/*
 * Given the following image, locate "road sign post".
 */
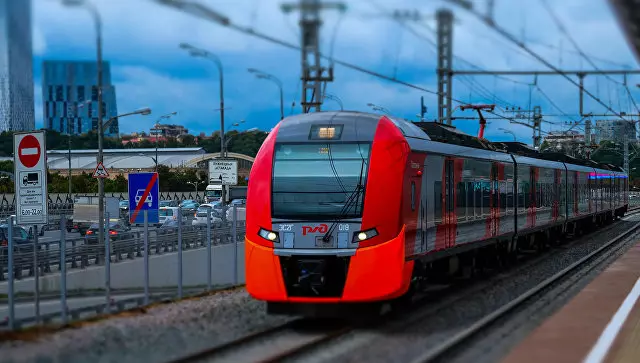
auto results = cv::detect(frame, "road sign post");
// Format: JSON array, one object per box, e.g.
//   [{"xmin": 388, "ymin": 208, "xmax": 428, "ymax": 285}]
[
  {"xmin": 209, "ymin": 159, "xmax": 238, "ymax": 185},
  {"xmin": 14, "ymin": 131, "xmax": 48, "ymax": 225},
  {"xmin": 128, "ymin": 172, "xmax": 160, "ymax": 225}
]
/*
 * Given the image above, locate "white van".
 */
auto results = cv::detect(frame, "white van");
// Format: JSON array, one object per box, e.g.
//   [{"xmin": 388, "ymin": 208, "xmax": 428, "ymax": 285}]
[{"xmin": 159, "ymin": 207, "xmax": 179, "ymax": 224}]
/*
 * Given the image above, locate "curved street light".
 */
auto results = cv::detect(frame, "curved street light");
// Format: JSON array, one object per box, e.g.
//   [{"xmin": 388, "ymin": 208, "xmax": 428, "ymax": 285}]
[
  {"xmin": 498, "ymin": 127, "xmax": 517, "ymax": 141},
  {"xmin": 61, "ymin": 0, "xmax": 110, "ymax": 260},
  {"xmin": 179, "ymin": 43, "xmax": 226, "ymax": 159},
  {"xmin": 324, "ymin": 93, "xmax": 343, "ymax": 111},
  {"xmin": 152, "ymin": 111, "xmax": 178, "ymax": 172},
  {"xmin": 248, "ymin": 68, "xmax": 284, "ymax": 120},
  {"xmin": 367, "ymin": 102, "xmax": 391, "ymax": 115}
]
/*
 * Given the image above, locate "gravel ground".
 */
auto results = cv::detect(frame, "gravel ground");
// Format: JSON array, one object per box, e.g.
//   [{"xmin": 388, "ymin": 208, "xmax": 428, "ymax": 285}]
[
  {"xmin": 292, "ymin": 214, "xmax": 640, "ymax": 363},
  {"xmin": 0, "ymin": 289, "xmax": 294, "ymax": 363}
]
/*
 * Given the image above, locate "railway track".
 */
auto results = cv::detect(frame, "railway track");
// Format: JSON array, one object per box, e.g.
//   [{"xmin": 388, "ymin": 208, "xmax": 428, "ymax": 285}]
[
  {"xmin": 409, "ymin": 214, "xmax": 640, "ymax": 363},
  {"xmin": 166, "ymin": 208, "xmax": 640, "ymax": 363},
  {"xmin": 165, "ymin": 318, "xmax": 353, "ymax": 363}
]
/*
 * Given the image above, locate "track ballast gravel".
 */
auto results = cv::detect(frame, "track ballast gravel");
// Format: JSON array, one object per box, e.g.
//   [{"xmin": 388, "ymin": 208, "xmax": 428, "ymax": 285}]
[{"xmin": 0, "ymin": 289, "xmax": 294, "ymax": 363}]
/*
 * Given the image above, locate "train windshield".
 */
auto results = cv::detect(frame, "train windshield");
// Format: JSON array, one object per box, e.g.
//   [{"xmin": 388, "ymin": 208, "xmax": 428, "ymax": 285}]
[{"xmin": 272, "ymin": 142, "xmax": 370, "ymax": 220}]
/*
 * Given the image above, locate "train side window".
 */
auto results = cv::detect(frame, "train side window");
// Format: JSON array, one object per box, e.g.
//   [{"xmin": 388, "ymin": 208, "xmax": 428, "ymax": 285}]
[
  {"xmin": 434, "ymin": 181, "xmax": 442, "ymax": 223},
  {"xmin": 411, "ymin": 181, "xmax": 416, "ymax": 211},
  {"xmin": 456, "ymin": 182, "xmax": 466, "ymax": 220}
]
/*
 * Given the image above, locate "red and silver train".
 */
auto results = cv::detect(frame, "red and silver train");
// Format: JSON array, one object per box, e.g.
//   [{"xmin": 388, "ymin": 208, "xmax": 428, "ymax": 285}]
[{"xmin": 244, "ymin": 111, "xmax": 628, "ymax": 315}]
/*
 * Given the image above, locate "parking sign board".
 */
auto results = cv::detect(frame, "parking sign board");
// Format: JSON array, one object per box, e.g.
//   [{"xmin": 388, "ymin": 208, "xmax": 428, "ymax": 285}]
[
  {"xmin": 209, "ymin": 160, "xmax": 238, "ymax": 185},
  {"xmin": 14, "ymin": 131, "xmax": 48, "ymax": 225},
  {"xmin": 128, "ymin": 172, "xmax": 159, "ymax": 224}
]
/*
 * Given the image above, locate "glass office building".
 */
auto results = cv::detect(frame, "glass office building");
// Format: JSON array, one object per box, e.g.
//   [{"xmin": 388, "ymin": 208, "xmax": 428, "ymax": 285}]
[
  {"xmin": 42, "ymin": 60, "xmax": 119, "ymax": 136},
  {"xmin": 0, "ymin": 0, "xmax": 35, "ymax": 132}
]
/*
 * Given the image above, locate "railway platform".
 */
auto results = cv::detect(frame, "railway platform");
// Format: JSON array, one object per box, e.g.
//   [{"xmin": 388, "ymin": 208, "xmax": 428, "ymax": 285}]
[{"xmin": 501, "ymin": 237, "xmax": 640, "ymax": 363}]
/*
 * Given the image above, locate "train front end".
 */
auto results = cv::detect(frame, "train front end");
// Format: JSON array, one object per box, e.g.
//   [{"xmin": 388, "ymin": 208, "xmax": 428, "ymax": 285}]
[{"xmin": 245, "ymin": 112, "xmax": 414, "ymax": 315}]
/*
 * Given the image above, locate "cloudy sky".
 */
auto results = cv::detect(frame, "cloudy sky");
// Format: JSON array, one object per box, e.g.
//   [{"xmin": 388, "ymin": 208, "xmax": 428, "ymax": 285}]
[{"xmin": 31, "ymin": 0, "xmax": 640, "ymax": 144}]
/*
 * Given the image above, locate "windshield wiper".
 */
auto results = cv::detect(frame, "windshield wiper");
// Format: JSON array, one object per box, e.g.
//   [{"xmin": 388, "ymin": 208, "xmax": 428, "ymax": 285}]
[{"xmin": 322, "ymin": 160, "xmax": 366, "ymax": 243}]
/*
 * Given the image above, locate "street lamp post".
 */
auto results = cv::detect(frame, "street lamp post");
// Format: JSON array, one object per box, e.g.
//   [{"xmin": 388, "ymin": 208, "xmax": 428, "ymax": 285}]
[
  {"xmin": 62, "ymin": 0, "xmax": 106, "ymax": 248},
  {"xmin": 367, "ymin": 102, "xmax": 391, "ymax": 115},
  {"xmin": 324, "ymin": 93, "xmax": 343, "ymax": 110},
  {"xmin": 151, "ymin": 112, "xmax": 178, "ymax": 172},
  {"xmin": 247, "ymin": 68, "xmax": 284, "ymax": 120},
  {"xmin": 498, "ymin": 128, "xmax": 517, "ymax": 141},
  {"xmin": 180, "ymin": 42, "xmax": 227, "ymax": 205}
]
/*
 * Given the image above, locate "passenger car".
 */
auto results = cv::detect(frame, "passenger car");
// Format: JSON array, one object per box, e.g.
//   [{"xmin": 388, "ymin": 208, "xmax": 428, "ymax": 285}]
[{"xmin": 245, "ymin": 111, "xmax": 629, "ymax": 316}]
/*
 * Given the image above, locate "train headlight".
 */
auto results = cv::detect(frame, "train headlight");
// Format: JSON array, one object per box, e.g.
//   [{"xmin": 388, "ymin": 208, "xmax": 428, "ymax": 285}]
[
  {"xmin": 258, "ymin": 227, "xmax": 280, "ymax": 243},
  {"xmin": 353, "ymin": 228, "xmax": 378, "ymax": 242}
]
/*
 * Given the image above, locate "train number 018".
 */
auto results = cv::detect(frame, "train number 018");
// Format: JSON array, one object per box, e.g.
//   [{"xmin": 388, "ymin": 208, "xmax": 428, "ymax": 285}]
[{"xmin": 338, "ymin": 224, "xmax": 349, "ymax": 231}]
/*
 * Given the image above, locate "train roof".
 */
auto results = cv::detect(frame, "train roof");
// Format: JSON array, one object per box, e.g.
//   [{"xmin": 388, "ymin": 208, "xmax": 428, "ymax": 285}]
[{"xmin": 408, "ymin": 120, "xmax": 624, "ymax": 173}]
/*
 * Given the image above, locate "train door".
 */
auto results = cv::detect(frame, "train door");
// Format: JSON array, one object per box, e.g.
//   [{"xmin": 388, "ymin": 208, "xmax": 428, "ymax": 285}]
[{"xmin": 444, "ymin": 159, "xmax": 455, "ymax": 248}]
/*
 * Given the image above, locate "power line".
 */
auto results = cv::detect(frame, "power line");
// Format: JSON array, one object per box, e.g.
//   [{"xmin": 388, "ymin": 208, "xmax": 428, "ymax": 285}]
[
  {"xmin": 539, "ymin": 0, "xmax": 640, "ymax": 115},
  {"xmin": 444, "ymin": 0, "xmax": 632, "ymax": 122},
  {"xmin": 154, "ymin": 0, "xmax": 540, "ymax": 137}
]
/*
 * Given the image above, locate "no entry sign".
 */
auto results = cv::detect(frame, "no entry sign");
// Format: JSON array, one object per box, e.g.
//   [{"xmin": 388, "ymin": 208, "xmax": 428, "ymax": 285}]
[
  {"xmin": 18, "ymin": 135, "xmax": 41, "ymax": 168},
  {"xmin": 14, "ymin": 131, "xmax": 48, "ymax": 225}
]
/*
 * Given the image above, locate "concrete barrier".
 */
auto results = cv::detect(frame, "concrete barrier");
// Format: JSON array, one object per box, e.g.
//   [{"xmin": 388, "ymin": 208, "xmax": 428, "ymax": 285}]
[{"xmin": 0, "ymin": 242, "xmax": 246, "ymax": 294}]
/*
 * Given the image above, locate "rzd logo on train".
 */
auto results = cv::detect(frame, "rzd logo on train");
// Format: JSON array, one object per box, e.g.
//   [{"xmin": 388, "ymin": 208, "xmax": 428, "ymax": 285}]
[{"xmin": 302, "ymin": 223, "xmax": 328, "ymax": 236}]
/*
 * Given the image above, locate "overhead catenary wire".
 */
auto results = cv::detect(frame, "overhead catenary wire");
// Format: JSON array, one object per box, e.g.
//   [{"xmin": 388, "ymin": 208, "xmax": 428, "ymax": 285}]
[
  {"xmin": 153, "ymin": 0, "xmax": 552, "ymax": 139},
  {"xmin": 444, "ymin": 0, "xmax": 632, "ymax": 122},
  {"xmin": 539, "ymin": 0, "xmax": 640, "ymax": 115}
]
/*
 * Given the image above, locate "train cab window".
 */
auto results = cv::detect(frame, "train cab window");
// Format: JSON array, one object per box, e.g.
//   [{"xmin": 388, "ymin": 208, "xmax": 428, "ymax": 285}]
[
  {"xmin": 411, "ymin": 182, "xmax": 416, "ymax": 211},
  {"xmin": 271, "ymin": 142, "xmax": 371, "ymax": 219}
]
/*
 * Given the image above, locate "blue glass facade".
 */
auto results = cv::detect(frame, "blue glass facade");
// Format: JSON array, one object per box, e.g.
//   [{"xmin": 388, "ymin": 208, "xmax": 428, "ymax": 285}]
[
  {"xmin": 0, "ymin": 0, "xmax": 35, "ymax": 132},
  {"xmin": 42, "ymin": 61, "xmax": 119, "ymax": 136}
]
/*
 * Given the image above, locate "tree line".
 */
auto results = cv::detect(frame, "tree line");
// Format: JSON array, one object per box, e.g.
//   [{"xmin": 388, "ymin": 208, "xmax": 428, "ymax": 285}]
[{"xmin": 0, "ymin": 128, "xmax": 268, "ymax": 157}]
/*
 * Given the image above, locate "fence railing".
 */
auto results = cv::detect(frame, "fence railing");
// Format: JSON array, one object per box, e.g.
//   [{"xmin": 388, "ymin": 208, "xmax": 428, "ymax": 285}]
[{"xmin": 0, "ymin": 204, "xmax": 246, "ymax": 331}]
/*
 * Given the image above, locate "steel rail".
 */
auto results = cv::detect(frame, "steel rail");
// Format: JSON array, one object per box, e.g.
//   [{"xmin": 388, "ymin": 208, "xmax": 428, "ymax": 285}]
[
  {"xmin": 409, "ymin": 213, "xmax": 640, "ymax": 363},
  {"xmin": 164, "ymin": 318, "xmax": 351, "ymax": 363}
]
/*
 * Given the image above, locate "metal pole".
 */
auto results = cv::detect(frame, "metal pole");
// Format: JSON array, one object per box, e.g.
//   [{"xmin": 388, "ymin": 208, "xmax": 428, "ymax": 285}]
[
  {"xmin": 104, "ymin": 211, "xmax": 111, "ymax": 312},
  {"xmin": 177, "ymin": 206, "xmax": 183, "ymax": 299},
  {"xmin": 143, "ymin": 210, "xmax": 149, "ymax": 305},
  {"xmin": 68, "ymin": 131, "xmax": 72, "ymax": 200},
  {"xmin": 232, "ymin": 204, "xmax": 237, "ymax": 286},
  {"xmin": 155, "ymin": 129, "xmax": 159, "ymax": 172},
  {"xmin": 7, "ymin": 215, "xmax": 14, "ymax": 330},
  {"xmin": 33, "ymin": 225, "xmax": 40, "ymax": 324},
  {"xmin": 206, "ymin": 206, "xmax": 212, "ymax": 291},
  {"xmin": 279, "ymin": 84, "xmax": 284, "ymax": 120},
  {"xmin": 217, "ymin": 59, "xmax": 227, "ymax": 208},
  {"xmin": 93, "ymin": 6, "xmax": 106, "ymax": 260},
  {"xmin": 60, "ymin": 215, "xmax": 67, "ymax": 325}
]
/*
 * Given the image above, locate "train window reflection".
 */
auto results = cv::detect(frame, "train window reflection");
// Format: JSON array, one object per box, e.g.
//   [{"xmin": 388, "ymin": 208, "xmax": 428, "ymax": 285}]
[{"xmin": 272, "ymin": 143, "xmax": 371, "ymax": 219}]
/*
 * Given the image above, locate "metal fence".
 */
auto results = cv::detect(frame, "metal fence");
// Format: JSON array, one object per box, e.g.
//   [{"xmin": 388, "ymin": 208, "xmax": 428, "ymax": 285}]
[{"xmin": 0, "ymin": 205, "xmax": 246, "ymax": 331}]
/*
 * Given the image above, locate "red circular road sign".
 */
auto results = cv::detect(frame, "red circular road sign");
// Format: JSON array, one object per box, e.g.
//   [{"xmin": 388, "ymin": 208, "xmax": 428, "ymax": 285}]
[{"xmin": 18, "ymin": 135, "xmax": 41, "ymax": 168}]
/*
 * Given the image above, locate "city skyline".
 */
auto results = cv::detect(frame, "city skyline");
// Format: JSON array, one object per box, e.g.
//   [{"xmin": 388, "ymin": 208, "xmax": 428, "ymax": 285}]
[
  {"xmin": 42, "ymin": 60, "xmax": 119, "ymax": 136},
  {"xmin": 23, "ymin": 0, "xmax": 640, "ymax": 144}
]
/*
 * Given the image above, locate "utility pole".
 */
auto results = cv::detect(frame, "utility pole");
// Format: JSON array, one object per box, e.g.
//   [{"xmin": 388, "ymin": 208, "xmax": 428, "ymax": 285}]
[
  {"xmin": 532, "ymin": 105, "xmax": 542, "ymax": 149},
  {"xmin": 624, "ymin": 133, "xmax": 630, "ymax": 174},
  {"xmin": 437, "ymin": 8, "xmax": 454, "ymax": 125},
  {"xmin": 281, "ymin": 0, "xmax": 346, "ymax": 113}
]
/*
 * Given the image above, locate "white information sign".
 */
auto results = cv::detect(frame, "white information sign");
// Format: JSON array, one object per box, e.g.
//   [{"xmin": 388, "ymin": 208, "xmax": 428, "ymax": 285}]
[
  {"xmin": 209, "ymin": 160, "xmax": 238, "ymax": 185},
  {"xmin": 14, "ymin": 131, "xmax": 48, "ymax": 225}
]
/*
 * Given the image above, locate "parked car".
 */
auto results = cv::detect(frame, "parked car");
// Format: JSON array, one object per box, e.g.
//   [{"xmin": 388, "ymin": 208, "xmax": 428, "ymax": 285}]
[
  {"xmin": 0, "ymin": 224, "xmax": 38, "ymax": 278},
  {"xmin": 180, "ymin": 200, "xmax": 200, "ymax": 214},
  {"xmin": 192, "ymin": 204, "xmax": 222, "ymax": 226},
  {"xmin": 159, "ymin": 206, "xmax": 180, "ymax": 224},
  {"xmin": 84, "ymin": 221, "xmax": 135, "ymax": 244},
  {"xmin": 159, "ymin": 200, "xmax": 179, "ymax": 208}
]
